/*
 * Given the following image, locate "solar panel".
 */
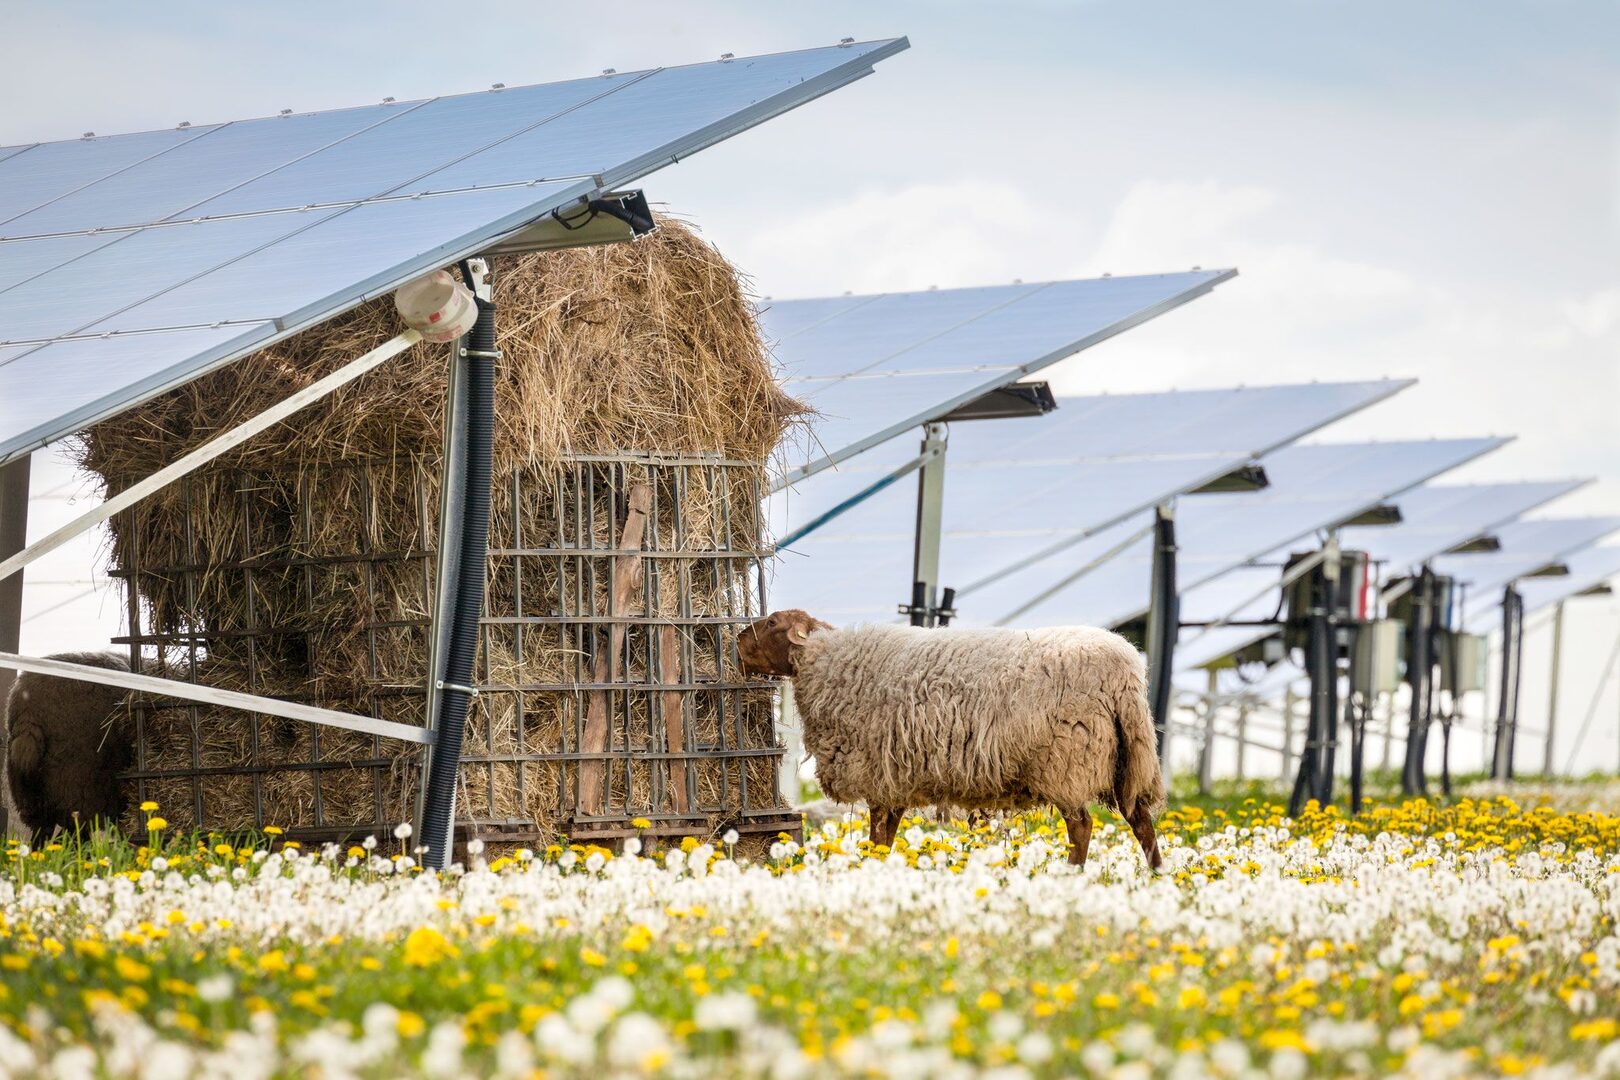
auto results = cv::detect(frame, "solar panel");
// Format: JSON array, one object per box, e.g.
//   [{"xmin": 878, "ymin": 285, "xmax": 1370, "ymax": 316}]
[
  {"xmin": 762, "ymin": 271, "xmax": 1237, "ymax": 485},
  {"xmin": 1432, "ymin": 516, "xmax": 1620, "ymax": 599},
  {"xmin": 1466, "ymin": 545, "xmax": 1620, "ymax": 633},
  {"xmin": 1339, "ymin": 480, "xmax": 1587, "ymax": 574},
  {"xmin": 766, "ymin": 381, "xmax": 1410, "ymax": 623},
  {"xmin": 1173, "ymin": 480, "xmax": 1588, "ymax": 670},
  {"xmin": 995, "ymin": 437, "xmax": 1508, "ymax": 630},
  {"xmin": 0, "ymin": 38, "xmax": 909, "ymax": 464}
]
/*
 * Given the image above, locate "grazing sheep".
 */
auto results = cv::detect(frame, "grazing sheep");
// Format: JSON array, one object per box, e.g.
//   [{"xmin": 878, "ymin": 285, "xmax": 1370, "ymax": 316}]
[
  {"xmin": 738, "ymin": 610, "xmax": 1165, "ymax": 869},
  {"xmin": 4, "ymin": 652, "xmax": 134, "ymax": 840}
]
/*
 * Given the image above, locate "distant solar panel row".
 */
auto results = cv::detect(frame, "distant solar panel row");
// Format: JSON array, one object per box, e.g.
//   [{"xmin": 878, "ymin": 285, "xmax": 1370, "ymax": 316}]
[
  {"xmin": 0, "ymin": 38, "xmax": 909, "ymax": 464},
  {"xmin": 1433, "ymin": 516, "xmax": 1620, "ymax": 599},
  {"xmin": 767, "ymin": 381, "xmax": 1411, "ymax": 623},
  {"xmin": 994, "ymin": 437, "xmax": 1507, "ymax": 631},
  {"xmin": 1172, "ymin": 479, "xmax": 1587, "ymax": 671},
  {"xmin": 1468, "ymin": 545, "xmax": 1620, "ymax": 633}
]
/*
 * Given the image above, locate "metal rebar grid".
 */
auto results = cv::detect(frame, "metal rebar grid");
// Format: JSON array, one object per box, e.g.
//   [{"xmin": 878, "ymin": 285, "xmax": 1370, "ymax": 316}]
[{"xmin": 110, "ymin": 451, "xmax": 796, "ymax": 849}]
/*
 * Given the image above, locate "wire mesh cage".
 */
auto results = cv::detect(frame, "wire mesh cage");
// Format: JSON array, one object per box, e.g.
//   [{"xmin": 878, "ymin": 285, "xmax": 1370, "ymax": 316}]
[{"xmin": 110, "ymin": 450, "xmax": 797, "ymax": 848}]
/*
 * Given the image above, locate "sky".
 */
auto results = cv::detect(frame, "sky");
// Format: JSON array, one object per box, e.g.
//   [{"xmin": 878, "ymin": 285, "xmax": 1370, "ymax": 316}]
[{"xmin": 6, "ymin": 0, "xmax": 1620, "ymax": 776}]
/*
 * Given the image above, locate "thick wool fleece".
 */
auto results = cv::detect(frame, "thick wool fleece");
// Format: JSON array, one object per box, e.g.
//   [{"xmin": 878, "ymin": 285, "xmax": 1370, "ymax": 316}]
[
  {"xmin": 792, "ymin": 624, "xmax": 1166, "ymax": 817},
  {"xmin": 5, "ymin": 652, "xmax": 135, "ymax": 839}
]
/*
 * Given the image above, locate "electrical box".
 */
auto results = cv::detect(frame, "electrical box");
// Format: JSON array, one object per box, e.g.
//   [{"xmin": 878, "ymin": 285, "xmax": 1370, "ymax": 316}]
[
  {"xmin": 1340, "ymin": 550, "xmax": 1374, "ymax": 622},
  {"xmin": 1440, "ymin": 632, "xmax": 1487, "ymax": 694},
  {"xmin": 1282, "ymin": 548, "xmax": 1375, "ymax": 627},
  {"xmin": 1352, "ymin": 619, "xmax": 1401, "ymax": 695}
]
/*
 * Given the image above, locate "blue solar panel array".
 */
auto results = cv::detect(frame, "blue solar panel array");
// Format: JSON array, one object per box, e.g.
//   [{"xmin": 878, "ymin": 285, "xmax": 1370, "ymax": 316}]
[
  {"xmin": 1467, "ymin": 545, "xmax": 1620, "ymax": 632},
  {"xmin": 767, "ymin": 382, "xmax": 1409, "ymax": 623},
  {"xmin": 760, "ymin": 270, "xmax": 1236, "ymax": 483},
  {"xmin": 1169, "ymin": 478, "xmax": 1581, "ymax": 670},
  {"xmin": 0, "ymin": 38, "xmax": 909, "ymax": 464},
  {"xmin": 993, "ymin": 437, "xmax": 1507, "ymax": 631},
  {"xmin": 1433, "ymin": 516, "xmax": 1620, "ymax": 599}
]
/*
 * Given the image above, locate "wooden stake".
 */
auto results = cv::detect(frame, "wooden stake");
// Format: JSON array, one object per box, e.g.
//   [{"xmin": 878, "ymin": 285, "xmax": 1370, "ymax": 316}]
[
  {"xmin": 578, "ymin": 483, "xmax": 652, "ymax": 816},
  {"xmin": 658, "ymin": 624, "xmax": 689, "ymax": 814}
]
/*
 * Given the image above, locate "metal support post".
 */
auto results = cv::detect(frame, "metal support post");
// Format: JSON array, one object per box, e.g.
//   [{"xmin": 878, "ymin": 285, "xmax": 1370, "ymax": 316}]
[
  {"xmin": 0, "ymin": 455, "xmax": 30, "ymax": 838},
  {"xmin": 1145, "ymin": 502, "xmax": 1179, "ymax": 763},
  {"xmin": 418, "ymin": 261, "xmax": 496, "ymax": 869},
  {"xmin": 907, "ymin": 422, "xmax": 949, "ymax": 628},
  {"xmin": 1235, "ymin": 702, "xmax": 1249, "ymax": 781},
  {"xmin": 1491, "ymin": 585, "xmax": 1524, "ymax": 780},
  {"xmin": 1543, "ymin": 600, "xmax": 1565, "ymax": 776},
  {"xmin": 1281, "ymin": 686, "xmax": 1297, "ymax": 782},
  {"xmin": 1401, "ymin": 570, "xmax": 1433, "ymax": 795},
  {"xmin": 777, "ymin": 681, "xmax": 802, "ymax": 807},
  {"xmin": 1198, "ymin": 669, "xmax": 1218, "ymax": 795},
  {"xmin": 1290, "ymin": 556, "xmax": 1338, "ymax": 816}
]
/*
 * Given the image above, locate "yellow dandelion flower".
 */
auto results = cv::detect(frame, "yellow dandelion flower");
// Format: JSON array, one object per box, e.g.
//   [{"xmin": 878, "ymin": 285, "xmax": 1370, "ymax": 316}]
[{"xmin": 402, "ymin": 927, "xmax": 459, "ymax": 967}]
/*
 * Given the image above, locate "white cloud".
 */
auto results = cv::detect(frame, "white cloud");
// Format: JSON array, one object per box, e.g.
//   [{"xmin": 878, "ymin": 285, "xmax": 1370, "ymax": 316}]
[{"xmin": 729, "ymin": 180, "xmax": 1052, "ymax": 298}]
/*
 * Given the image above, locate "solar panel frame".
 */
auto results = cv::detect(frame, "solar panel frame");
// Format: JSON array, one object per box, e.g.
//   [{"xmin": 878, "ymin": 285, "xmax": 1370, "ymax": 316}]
[{"xmin": 0, "ymin": 37, "xmax": 910, "ymax": 465}]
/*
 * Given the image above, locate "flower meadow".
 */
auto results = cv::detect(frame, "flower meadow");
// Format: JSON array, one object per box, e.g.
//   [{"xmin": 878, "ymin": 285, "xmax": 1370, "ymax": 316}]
[{"xmin": 0, "ymin": 792, "xmax": 1618, "ymax": 1078}]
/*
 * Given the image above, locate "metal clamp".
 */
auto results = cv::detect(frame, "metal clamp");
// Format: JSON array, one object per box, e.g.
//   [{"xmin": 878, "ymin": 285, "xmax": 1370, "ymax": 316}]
[{"xmin": 435, "ymin": 680, "xmax": 480, "ymax": 697}]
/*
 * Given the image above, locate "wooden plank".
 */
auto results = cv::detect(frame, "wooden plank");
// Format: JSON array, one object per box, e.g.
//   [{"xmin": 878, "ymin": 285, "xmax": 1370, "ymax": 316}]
[
  {"xmin": 577, "ymin": 482, "xmax": 652, "ymax": 815},
  {"xmin": 658, "ymin": 624, "xmax": 689, "ymax": 814}
]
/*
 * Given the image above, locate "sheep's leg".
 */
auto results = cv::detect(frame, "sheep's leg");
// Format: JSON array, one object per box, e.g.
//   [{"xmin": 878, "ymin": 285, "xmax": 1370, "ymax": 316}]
[
  {"xmin": 869, "ymin": 806, "xmax": 902, "ymax": 849},
  {"xmin": 1061, "ymin": 808, "xmax": 1093, "ymax": 866},
  {"xmin": 1126, "ymin": 802, "xmax": 1163, "ymax": 870}
]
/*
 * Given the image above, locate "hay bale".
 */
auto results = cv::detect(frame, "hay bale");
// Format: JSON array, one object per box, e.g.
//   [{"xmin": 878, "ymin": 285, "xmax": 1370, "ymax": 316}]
[{"xmin": 78, "ymin": 217, "xmax": 803, "ymax": 844}]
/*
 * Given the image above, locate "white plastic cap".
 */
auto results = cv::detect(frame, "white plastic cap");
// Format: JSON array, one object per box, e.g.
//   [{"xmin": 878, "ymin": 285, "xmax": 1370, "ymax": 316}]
[{"xmin": 394, "ymin": 270, "xmax": 478, "ymax": 343}]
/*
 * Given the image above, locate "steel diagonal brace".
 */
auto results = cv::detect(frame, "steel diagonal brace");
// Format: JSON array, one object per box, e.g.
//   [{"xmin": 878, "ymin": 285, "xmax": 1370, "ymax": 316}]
[
  {"xmin": 0, "ymin": 652, "xmax": 432, "ymax": 744},
  {"xmin": 0, "ymin": 329, "xmax": 423, "ymax": 584}
]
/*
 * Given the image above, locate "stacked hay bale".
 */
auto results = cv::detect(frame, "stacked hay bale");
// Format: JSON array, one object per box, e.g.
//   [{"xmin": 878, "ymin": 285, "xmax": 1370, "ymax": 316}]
[{"xmin": 76, "ymin": 217, "xmax": 804, "ymax": 847}]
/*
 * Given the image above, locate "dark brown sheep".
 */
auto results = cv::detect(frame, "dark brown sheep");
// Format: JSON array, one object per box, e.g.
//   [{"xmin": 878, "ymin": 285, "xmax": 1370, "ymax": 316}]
[{"xmin": 4, "ymin": 652, "xmax": 135, "ymax": 840}]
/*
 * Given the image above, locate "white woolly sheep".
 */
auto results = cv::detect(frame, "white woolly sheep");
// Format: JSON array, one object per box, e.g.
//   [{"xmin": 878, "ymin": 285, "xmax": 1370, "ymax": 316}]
[{"xmin": 738, "ymin": 610, "xmax": 1165, "ymax": 869}]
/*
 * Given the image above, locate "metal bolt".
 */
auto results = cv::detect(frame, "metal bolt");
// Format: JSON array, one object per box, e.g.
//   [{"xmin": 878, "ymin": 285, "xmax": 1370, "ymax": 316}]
[
  {"xmin": 80, "ymin": 132, "xmax": 94, "ymax": 139},
  {"xmin": 382, "ymin": 96, "xmax": 396, "ymax": 104},
  {"xmin": 177, "ymin": 121, "xmax": 191, "ymax": 129},
  {"xmin": 490, "ymin": 82, "xmax": 505, "ymax": 90},
  {"xmin": 719, "ymin": 52, "xmax": 735, "ymax": 62},
  {"xmin": 602, "ymin": 68, "xmax": 616, "ymax": 76},
  {"xmin": 840, "ymin": 37, "xmax": 855, "ymax": 45},
  {"xmin": 279, "ymin": 108, "xmax": 293, "ymax": 116}
]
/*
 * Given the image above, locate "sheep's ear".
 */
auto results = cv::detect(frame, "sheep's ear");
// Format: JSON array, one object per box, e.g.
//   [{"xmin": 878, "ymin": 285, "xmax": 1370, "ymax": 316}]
[{"xmin": 787, "ymin": 623, "xmax": 811, "ymax": 645}]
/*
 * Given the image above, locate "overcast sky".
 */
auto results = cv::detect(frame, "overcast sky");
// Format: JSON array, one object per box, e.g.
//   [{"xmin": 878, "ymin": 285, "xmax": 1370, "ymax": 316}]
[{"xmin": 8, "ymin": 1, "xmax": 1620, "ymax": 775}]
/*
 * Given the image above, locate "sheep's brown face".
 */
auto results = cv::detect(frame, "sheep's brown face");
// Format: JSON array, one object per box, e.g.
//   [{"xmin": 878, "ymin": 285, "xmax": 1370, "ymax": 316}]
[{"xmin": 737, "ymin": 610, "xmax": 830, "ymax": 677}]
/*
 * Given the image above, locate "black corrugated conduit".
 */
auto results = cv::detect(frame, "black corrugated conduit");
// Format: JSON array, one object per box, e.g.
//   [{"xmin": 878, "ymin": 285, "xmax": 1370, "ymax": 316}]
[
  {"xmin": 419, "ymin": 285, "xmax": 496, "ymax": 866},
  {"xmin": 1147, "ymin": 510, "xmax": 1179, "ymax": 751}
]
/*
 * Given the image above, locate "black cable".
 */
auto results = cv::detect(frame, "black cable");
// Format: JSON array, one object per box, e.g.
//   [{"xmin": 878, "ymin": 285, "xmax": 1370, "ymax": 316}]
[{"xmin": 419, "ymin": 293, "xmax": 496, "ymax": 866}]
